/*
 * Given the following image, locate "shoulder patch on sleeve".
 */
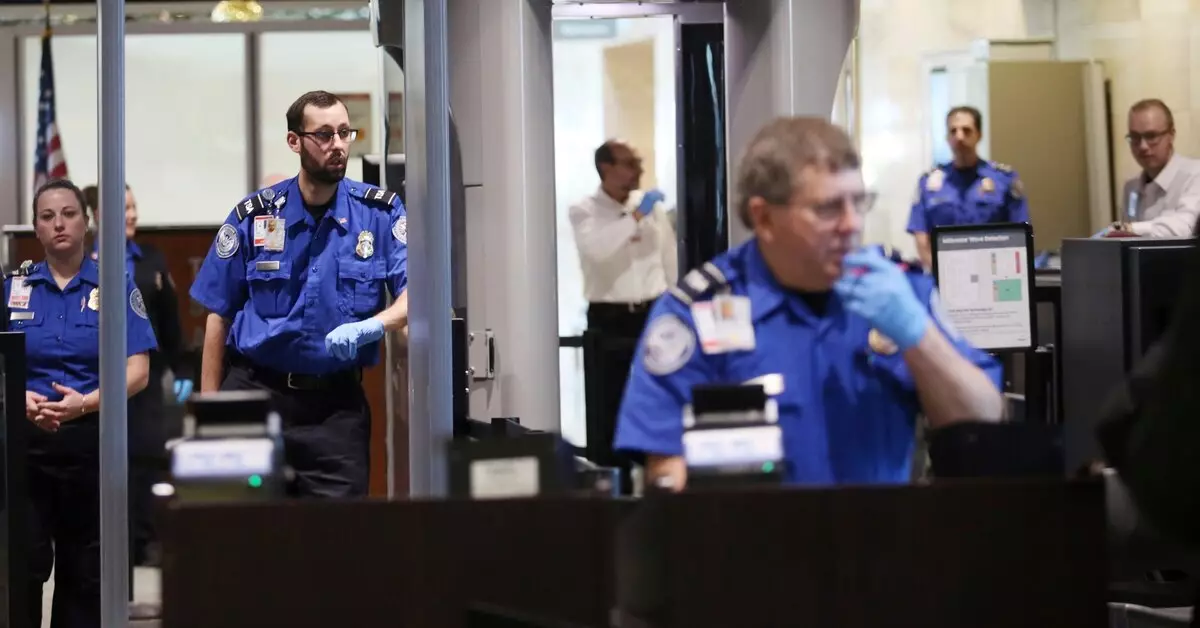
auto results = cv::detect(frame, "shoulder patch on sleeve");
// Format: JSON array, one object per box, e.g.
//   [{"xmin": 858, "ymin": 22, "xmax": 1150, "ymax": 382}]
[
  {"xmin": 642, "ymin": 314, "xmax": 696, "ymax": 376},
  {"xmin": 215, "ymin": 224, "xmax": 240, "ymax": 259},
  {"xmin": 356, "ymin": 186, "xmax": 400, "ymax": 209},
  {"xmin": 130, "ymin": 287, "xmax": 149, "ymax": 320},
  {"xmin": 1010, "ymin": 177, "xmax": 1025, "ymax": 199},
  {"xmin": 991, "ymin": 161, "xmax": 1014, "ymax": 173},
  {"xmin": 392, "ymin": 216, "xmax": 407, "ymax": 244},
  {"xmin": 234, "ymin": 193, "xmax": 268, "ymax": 222},
  {"xmin": 668, "ymin": 262, "xmax": 730, "ymax": 305}
]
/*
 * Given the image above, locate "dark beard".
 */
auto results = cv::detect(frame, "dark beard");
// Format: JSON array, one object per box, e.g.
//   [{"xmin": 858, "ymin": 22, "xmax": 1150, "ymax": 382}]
[{"xmin": 300, "ymin": 148, "xmax": 347, "ymax": 185}]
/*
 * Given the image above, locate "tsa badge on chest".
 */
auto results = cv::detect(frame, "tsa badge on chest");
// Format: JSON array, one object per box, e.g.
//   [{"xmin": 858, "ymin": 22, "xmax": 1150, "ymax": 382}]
[
  {"xmin": 926, "ymin": 169, "xmax": 945, "ymax": 192},
  {"xmin": 355, "ymin": 230, "xmax": 375, "ymax": 259},
  {"xmin": 88, "ymin": 288, "xmax": 100, "ymax": 311},
  {"xmin": 980, "ymin": 177, "xmax": 995, "ymax": 193},
  {"xmin": 867, "ymin": 329, "xmax": 897, "ymax": 356}
]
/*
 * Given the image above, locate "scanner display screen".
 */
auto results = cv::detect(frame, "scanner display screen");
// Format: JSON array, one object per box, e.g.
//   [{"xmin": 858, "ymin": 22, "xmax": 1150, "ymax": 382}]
[{"xmin": 933, "ymin": 225, "xmax": 1033, "ymax": 350}]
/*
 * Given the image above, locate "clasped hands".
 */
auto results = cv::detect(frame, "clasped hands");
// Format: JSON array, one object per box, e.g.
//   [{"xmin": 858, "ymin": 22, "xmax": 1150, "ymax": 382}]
[{"xmin": 25, "ymin": 383, "xmax": 87, "ymax": 433}]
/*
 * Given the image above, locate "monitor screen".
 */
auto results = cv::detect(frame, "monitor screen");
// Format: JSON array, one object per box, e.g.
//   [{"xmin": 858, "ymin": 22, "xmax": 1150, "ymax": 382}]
[{"xmin": 933, "ymin": 225, "xmax": 1034, "ymax": 351}]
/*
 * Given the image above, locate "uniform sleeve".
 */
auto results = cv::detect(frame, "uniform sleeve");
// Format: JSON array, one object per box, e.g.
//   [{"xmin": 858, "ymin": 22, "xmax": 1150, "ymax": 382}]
[
  {"xmin": 613, "ymin": 297, "xmax": 719, "ymax": 458},
  {"xmin": 1005, "ymin": 172, "xmax": 1031, "ymax": 223},
  {"xmin": 125, "ymin": 276, "xmax": 159, "ymax": 357},
  {"xmin": 188, "ymin": 209, "xmax": 248, "ymax": 319},
  {"xmin": 383, "ymin": 197, "xmax": 408, "ymax": 297},
  {"xmin": 905, "ymin": 175, "xmax": 929, "ymax": 234}
]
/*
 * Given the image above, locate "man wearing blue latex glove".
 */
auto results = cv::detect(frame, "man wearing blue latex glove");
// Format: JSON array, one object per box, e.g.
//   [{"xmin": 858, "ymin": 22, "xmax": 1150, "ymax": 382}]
[
  {"xmin": 325, "ymin": 318, "xmax": 385, "ymax": 360},
  {"xmin": 614, "ymin": 117, "xmax": 1004, "ymax": 491},
  {"xmin": 190, "ymin": 91, "xmax": 409, "ymax": 498}
]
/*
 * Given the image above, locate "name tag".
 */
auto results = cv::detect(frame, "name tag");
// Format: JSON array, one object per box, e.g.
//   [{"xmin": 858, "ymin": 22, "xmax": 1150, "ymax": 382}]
[
  {"xmin": 255, "ymin": 260, "xmax": 281, "ymax": 271},
  {"xmin": 9, "ymin": 311, "xmax": 33, "ymax": 321}
]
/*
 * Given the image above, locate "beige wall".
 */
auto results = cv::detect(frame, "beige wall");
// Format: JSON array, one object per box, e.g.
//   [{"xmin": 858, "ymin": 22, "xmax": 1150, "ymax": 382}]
[
  {"xmin": 857, "ymin": 0, "xmax": 1053, "ymax": 254},
  {"xmin": 1056, "ymin": 0, "xmax": 1199, "ymax": 192}
]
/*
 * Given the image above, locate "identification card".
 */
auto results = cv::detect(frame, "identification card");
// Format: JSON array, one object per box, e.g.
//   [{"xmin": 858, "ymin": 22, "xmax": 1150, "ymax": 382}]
[
  {"xmin": 264, "ymin": 218, "xmax": 286, "ymax": 252},
  {"xmin": 691, "ymin": 294, "xmax": 755, "ymax": 354},
  {"xmin": 8, "ymin": 277, "xmax": 31, "ymax": 309},
  {"xmin": 253, "ymin": 216, "xmax": 269, "ymax": 247}
]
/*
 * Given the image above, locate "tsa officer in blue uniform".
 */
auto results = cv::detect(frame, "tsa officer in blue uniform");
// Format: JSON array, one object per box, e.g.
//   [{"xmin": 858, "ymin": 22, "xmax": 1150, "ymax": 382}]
[
  {"xmin": 907, "ymin": 106, "xmax": 1029, "ymax": 268},
  {"xmin": 190, "ymin": 90, "xmax": 409, "ymax": 498},
  {"xmin": 83, "ymin": 182, "xmax": 190, "ymax": 567},
  {"xmin": 9, "ymin": 179, "xmax": 158, "ymax": 628},
  {"xmin": 614, "ymin": 117, "xmax": 1004, "ymax": 490}
]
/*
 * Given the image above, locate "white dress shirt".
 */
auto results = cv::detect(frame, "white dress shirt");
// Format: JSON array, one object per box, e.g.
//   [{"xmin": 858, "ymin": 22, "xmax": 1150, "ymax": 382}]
[
  {"xmin": 1122, "ymin": 153, "xmax": 1200, "ymax": 237},
  {"xmin": 569, "ymin": 188, "xmax": 679, "ymax": 304}
]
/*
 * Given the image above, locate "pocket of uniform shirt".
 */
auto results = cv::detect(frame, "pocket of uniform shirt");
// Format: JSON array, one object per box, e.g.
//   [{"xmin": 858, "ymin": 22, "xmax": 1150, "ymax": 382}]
[
  {"xmin": 245, "ymin": 259, "xmax": 294, "ymax": 318},
  {"xmin": 338, "ymin": 260, "xmax": 385, "ymax": 316}
]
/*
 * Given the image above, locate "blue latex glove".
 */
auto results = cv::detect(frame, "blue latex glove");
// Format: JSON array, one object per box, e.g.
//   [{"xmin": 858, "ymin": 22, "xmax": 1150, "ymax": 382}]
[
  {"xmin": 173, "ymin": 379, "xmax": 193, "ymax": 404},
  {"xmin": 834, "ymin": 249, "xmax": 930, "ymax": 352},
  {"xmin": 325, "ymin": 318, "xmax": 386, "ymax": 360},
  {"xmin": 636, "ymin": 190, "xmax": 665, "ymax": 217}
]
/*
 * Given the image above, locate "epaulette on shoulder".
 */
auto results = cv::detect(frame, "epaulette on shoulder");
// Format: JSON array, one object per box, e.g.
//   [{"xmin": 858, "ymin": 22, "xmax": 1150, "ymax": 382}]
[
  {"xmin": 668, "ymin": 262, "xmax": 730, "ymax": 305},
  {"xmin": 991, "ymin": 161, "xmax": 1014, "ymax": 174},
  {"xmin": 234, "ymin": 190, "xmax": 271, "ymax": 222},
  {"xmin": 10, "ymin": 260, "xmax": 33, "ymax": 277},
  {"xmin": 354, "ymin": 186, "xmax": 401, "ymax": 209}
]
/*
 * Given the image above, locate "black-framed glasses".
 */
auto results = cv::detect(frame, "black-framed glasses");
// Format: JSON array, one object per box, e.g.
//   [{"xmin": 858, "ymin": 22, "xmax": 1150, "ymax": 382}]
[
  {"xmin": 1126, "ymin": 129, "xmax": 1171, "ymax": 146},
  {"xmin": 296, "ymin": 128, "xmax": 360, "ymax": 143}
]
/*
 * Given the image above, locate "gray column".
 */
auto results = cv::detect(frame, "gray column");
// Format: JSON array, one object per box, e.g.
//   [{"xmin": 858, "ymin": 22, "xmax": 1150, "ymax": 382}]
[
  {"xmin": 403, "ymin": 0, "xmax": 455, "ymax": 498},
  {"xmin": 725, "ymin": 0, "xmax": 859, "ymax": 246},
  {"xmin": 97, "ymin": 0, "xmax": 129, "ymax": 622},
  {"xmin": 452, "ymin": 0, "xmax": 559, "ymax": 432}
]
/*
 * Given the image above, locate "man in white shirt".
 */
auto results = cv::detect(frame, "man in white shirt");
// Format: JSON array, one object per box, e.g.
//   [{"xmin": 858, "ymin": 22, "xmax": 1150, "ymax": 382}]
[
  {"xmin": 569, "ymin": 140, "xmax": 678, "ymax": 337},
  {"xmin": 1106, "ymin": 99, "xmax": 1200, "ymax": 238},
  {"xmin": 568, "ymin": 140, "xmax": 677, "ymax": 487}
]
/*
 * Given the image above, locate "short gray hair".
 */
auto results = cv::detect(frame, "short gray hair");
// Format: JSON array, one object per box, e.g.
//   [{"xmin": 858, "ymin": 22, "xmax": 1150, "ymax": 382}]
[{"xmin": 734, "ymin": 117, "xmax": 860, "ymax": 228}]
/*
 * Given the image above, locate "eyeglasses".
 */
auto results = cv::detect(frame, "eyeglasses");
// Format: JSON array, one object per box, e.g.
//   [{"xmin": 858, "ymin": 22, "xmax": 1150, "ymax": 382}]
[
  {"xmin": 807, "ymin": 191, "xmax": 877, "ymax": 221},
  {"xmin": 1126, "ymin": 129, "xmax": 1171, "ymax": 146},
  {"xmin": 296, "ymin": 128, "xmax": 360, "ymax": 144}
]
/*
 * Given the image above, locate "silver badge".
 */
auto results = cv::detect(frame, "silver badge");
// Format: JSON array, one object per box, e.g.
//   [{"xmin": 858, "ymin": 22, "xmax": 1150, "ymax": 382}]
[
  {"xmin": 392, "ymin": 216, "xmax": 407, "ymax": 244},
  {"xmin": 642, "ymin": 314, "xmax": 695, "ymax": 376},
  {"xmin": 216, "ymin": 224, "xmax": 239, "ymax": 259},
  {"xmin": 356, "ymin": 230, "xmax": 375, "ymax": 259},
  {"xmin": 130, "ymin": 287, "xmax": 148, "ymax": 320}
]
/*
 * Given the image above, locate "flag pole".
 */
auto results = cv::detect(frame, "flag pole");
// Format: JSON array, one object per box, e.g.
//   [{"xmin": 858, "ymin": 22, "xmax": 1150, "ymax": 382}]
[{"xmin": 96, "ymin": 0, "xmax": 129, "ymax": 620}]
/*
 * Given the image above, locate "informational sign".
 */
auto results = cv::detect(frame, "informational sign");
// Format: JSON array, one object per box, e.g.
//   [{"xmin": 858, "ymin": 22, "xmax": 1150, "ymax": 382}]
[{"xmin": 933, "ymin": 225, "xmax": 1034, "ymax": 351}]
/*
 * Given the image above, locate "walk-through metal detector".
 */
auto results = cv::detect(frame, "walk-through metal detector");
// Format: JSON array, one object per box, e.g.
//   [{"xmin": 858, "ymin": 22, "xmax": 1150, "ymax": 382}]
[{"xmin": 375, "ymin": 0, "xmax": 858, "ymax": 498}]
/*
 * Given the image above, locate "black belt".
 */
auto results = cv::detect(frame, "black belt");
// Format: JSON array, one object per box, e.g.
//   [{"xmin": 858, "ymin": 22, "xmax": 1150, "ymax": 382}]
[
  {"xmin": 590, "ymin": 301, "xmax": 654, "ymax": 315},
  {"xmin": 228, "ymin": 353, "xmax": 362, "ymax": 392}
]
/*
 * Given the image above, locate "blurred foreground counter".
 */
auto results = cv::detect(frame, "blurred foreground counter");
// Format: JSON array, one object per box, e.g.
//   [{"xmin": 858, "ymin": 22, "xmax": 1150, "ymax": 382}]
[{"xmin": 159, "ymin": 478, "xmax": 1105, "ymax": 628}]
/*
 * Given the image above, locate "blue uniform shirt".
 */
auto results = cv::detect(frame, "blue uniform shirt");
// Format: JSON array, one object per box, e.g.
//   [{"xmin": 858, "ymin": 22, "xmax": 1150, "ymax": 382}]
[
  {"xmin": 90, "ymin": 238, "xmax": 140, "ymax": 279},
  {"xmin": 906, "ymin": 161, "xmax": 1029, "ymax": 234},
  {"xmin": 613, "ymin": 240, "xmax": 1002, "ymax": 485},
  {"xmin": 5, "ymin": 258, "xmax": 158, "ymax": 401},
  {"xmin": 189, "ymin": 176, "xmax": 408, "ymax": 375}
]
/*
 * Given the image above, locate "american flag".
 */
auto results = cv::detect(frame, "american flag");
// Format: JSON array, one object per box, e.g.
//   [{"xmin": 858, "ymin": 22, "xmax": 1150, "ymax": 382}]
[{"xmin": 33, "ymin": 25, "xmax": 67, "ymax": 189}]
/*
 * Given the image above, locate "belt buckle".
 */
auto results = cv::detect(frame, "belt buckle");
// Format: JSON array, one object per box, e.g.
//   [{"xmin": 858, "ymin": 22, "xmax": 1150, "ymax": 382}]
[{"xmin": 286, "ymin": 373, "xmax": 303, "ymax": 390}]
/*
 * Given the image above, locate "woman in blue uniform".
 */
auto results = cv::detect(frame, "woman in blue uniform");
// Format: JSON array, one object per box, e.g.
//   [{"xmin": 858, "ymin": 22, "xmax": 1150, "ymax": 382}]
[{"xmin": 10, "ymin": 179, "xmax": 158, "ymax": 628}]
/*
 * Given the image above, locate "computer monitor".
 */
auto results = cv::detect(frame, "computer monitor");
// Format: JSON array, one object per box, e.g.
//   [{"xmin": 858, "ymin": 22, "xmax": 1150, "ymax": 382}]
[{"xmin": 931, "ymin": 222, "xmax": 1037, "ymax": 352}]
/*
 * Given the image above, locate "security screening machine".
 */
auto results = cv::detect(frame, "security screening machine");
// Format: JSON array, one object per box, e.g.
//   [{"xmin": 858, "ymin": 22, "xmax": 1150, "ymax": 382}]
[
  {"xmin": 165, "ymin": 390, "xmax": 286, "ymax": 503},
  {"xmin": 679, "ymin": 382, "xmax": 785, "ymax": 489}
]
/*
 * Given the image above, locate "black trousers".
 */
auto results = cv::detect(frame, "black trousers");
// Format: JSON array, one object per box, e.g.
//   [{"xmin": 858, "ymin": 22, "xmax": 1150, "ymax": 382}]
[
  {"xmin": 221, "ymin": 361, "xmax": 371, "ymax": 498},
  {"xmin": 128, "ymin": 375, "xmax": 167, "ymax": 566},
  {"xmin": 27, "ymin": 414, "xmax": 102, "ymax": 628},
  {"xmin": 585, "ymin": 302, "xmax": 652, "ymax": 492}
]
